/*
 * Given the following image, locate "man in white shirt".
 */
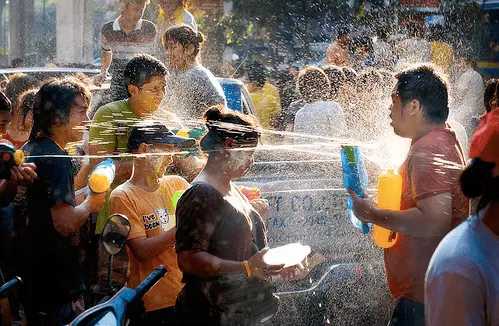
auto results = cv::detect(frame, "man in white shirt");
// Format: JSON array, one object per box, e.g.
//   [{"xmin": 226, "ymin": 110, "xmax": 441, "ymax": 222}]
[
  {"xmin": 293, "ymin": 67, "xmax": 347, "ymax": 144},
  {"xmin": 450, "ymin": 57, "xmax": 484, "ymax": 136}
]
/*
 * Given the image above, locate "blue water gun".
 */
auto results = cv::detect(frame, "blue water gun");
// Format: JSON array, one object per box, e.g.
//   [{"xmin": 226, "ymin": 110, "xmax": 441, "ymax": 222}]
[{"xmin": 341, "ymin": 145, "xmax": 371, "ymax": 234}]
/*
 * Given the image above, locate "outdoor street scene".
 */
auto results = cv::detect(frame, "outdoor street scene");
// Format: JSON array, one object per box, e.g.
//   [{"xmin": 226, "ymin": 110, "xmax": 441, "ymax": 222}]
[{"xmin": 0, "ymin": 0, "xmax": 498, "ymax": 325}]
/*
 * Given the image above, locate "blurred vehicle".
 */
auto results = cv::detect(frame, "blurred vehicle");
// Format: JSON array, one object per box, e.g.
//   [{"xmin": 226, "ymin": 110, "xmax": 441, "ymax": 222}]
[{"xmin": 236, "ymin": 145, "xmax": 393, "ymax": 326}]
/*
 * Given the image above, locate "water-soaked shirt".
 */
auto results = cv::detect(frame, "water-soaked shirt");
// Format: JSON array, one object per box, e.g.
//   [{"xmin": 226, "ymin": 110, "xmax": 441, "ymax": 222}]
[
  {"xmin": 385, "ymin": 128, "xmax": 469, "ymax": 303},
  {"xmin": 163, "ymin": 65, "xmax": 226, "ymax": 121},
  {"xmin": 22, "ymin": 137, "xmax": 83, "ymax": 308},
  {"xmin": 176, "ymin": 182, "xmax": 266, "ymax": 282}
]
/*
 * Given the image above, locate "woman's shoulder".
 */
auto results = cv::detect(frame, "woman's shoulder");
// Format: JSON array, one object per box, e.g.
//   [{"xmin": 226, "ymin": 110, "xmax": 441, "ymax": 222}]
[
  {"xmin": 428, "ymin": 218, "xmax": 487, "ymax": 280},
  {"xmin": 185, "ymin": 65, "xmax": 214, "ymax": 79},
  {"xmin": 183, "ymin": 182, "xmax": 223, "ymax": 200}
]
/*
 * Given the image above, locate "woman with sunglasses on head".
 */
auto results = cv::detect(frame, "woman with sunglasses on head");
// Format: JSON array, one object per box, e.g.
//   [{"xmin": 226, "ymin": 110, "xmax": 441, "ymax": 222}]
[
  {"xmin": 162, "ymin": 25, "xmax": 226, "ymax": 123},
  {"xmin": 175, "ymin": 106, "xmax": 299, "ymax": 326},
  {"xmin": 425, "ymin": 108, "xmax": 499, "ymax": 325}
]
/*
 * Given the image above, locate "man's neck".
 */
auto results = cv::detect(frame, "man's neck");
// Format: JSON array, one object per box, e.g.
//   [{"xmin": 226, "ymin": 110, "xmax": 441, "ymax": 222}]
[
  {"xmin": 127, "ymin": 98, "xmax": 150, "ymax": 118},
  {"xmin": 119, "ymin": 16, "xmax": 139, "ymax": 34},
  {"xmin": 413, "ymin": 122, "xmax": 447, "ymax": 140},
  {"xmin": 483, "ymin": 202, "xmax": 499, "ymax": 236},
  {"xmin": 50, "ymin": 132, "xmax": 68, "ymax": 150},
  {"xmin": 196, "ymin": 157, "xmax": 232, "ymax": 195},
  {"xmin": 130, "ymin": 166, "xmax": 161, "ymax": 192}
]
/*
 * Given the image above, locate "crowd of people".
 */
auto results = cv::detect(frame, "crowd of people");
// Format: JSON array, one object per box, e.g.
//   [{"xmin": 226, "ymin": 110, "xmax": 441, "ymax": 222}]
[{"xmin": 0, "ymin": 0, "xmax": 498, "ymax": 325}]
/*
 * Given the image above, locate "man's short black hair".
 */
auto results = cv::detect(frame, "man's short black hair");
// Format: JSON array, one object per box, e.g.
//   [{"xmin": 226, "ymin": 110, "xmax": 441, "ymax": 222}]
[
  {"xmin": 245, "ymin": 61, "xmax": 266, "ymax": 88},
  {"xmin": 123, "ymin": 54, "xmax": 168, "ymax": 97},
  {"xmin": 395, "ymin": 65, "xmax": 449, "ymax": 124},
  {"xmin": 0, "ymin": 91, "xmax": 11, "ymax": 113},
  {"xmin": 322, "ymin": 65, "xmax": 344, "ymax": 98},
  {"xmin": 30, "ymin": 78, "xmax": 91, "ymax": 140},
  {"xmin": 337, "ymin": 27, "xmax": 349, "ymax": 39}
]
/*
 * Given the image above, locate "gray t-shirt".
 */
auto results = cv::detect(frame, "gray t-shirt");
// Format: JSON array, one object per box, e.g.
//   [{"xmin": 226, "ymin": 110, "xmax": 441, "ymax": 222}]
[
  {"xmin": 425, "ymin": 213, "xmax": 499, "ymax": 326},
  {"xmin": 163, "ymin": 65, "xmax": 226, "ymax": 122},
  {"xmin": 293, "ymin": 101, "xmax": 347, "ymax": 144}
]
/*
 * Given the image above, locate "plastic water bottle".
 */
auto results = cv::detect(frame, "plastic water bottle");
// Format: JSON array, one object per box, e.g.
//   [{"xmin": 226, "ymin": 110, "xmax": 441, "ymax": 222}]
[
  {"xmin": 374, "ymin": 169, "xmax": 402, "ymax": 248},
  {"xmin": 0, "ymin": 143, "xmax": 25, "ymax": 179},
  {"xmin": 88, "ymin": 158, "xmax": 115, "ymax": 193}
]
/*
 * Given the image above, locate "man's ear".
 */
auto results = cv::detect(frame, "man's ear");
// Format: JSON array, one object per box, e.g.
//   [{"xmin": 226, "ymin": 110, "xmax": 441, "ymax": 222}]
[
  {"xmin": 186, "ymin": 44, "xmax": 197, "ymax": 58},
  {"xmin": 222, "ymin": 138, "xmax": 235, "ymax": 149},
  {"xmin": 127, "ymin": 84, "xmax": 140, "ymax": 97},
  {"xmin": 409, "ymin": 99, "xmax": 421, "ymax": 116},
  {"xmin": 138, "ymin": 142, "xmax": 149, "ymax": 154}
]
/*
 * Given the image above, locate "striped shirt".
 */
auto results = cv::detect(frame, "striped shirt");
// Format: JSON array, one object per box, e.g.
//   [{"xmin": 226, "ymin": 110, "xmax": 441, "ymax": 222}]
[{"xmin": 101, "ymin": 17, "xmax": 157, "ymax": 75}]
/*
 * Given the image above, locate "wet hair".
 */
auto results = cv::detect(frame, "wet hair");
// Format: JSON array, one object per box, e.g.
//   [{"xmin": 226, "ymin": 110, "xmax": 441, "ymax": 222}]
[
  {"xmin": 460, "ymin": 158, "xmax": 499, "ymax": 213},
  {"xmin": 322, "ymin": 65, "xmax": 344, "ymax": 99},
  {"xmin": 395, "ymin": 65, "xmax": 449, "ymax": 124},
  {"xmin": 245, "ymin": 61, "xmax": 267, "ymax": 88},
  {"xmin": 484, "ymin": 78, "xmax": 499, "ymax": 112},
  {"xmin": 356, "ymin": 69, "xmax": 382, "ymax": 92},
  {"xmin": 17, "ymin": 89, "xmax": 37, "ymax": 131},
  {"xmin": 342, "ymin": 67, "xmax": 358, "ymax": 86},
  {"xmin": 377, "ymin": 28, "xmax": 389, "ymax": 41},
  {"xmin": 162, "ymin": 25, "xmax": 205, "ymax": 58},
  {"xmin": 4, "ymin": 73, "xmax": 41, "ymax": 106},
  {"xmin": 11, "ymin": 58, "xmax": 24, "ymax": 68},
  {"xmin": 337, "ymin": 27, "xmax": 349, "ymax": 39},
  {"xmin": 123, "ymin": 54, "xmax": 168, "ymax": 97},
  {"xmin": 30, "ymin": 78, "xmax": 91, "ymax": 140},
  {"xmin": 200, "ymin": 106, "xmax": 260, "ymax": 154},
  {"xmin": 0, "ymin": 91, "xmax": 11, "ymax": 113},
  {"xmin": 297, "ymin": 66, "xmax": 331, "ymax": 102}
]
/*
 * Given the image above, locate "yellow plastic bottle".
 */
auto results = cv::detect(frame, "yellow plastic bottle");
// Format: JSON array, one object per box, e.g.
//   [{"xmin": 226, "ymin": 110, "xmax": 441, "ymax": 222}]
[{"xmin": 374, "ymin": 169, "xmax": 402, "ymax": 248}]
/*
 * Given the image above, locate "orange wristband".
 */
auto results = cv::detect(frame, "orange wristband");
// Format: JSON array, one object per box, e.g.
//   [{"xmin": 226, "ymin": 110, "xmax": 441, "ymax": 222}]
[{"xmin": 243, "ymin": 260, "xmax": 251, "ymax": 278}]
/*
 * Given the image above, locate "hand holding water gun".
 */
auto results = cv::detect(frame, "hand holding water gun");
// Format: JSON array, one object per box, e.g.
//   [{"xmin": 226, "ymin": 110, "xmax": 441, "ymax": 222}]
[
  {"xmin": 0, "ymin": 143, "xmax": 37, "ymax": 184},
  {"xmin": 237, "ymin": 185, "xmax": 268, "ymax": 217},
  {"xmin": 237, "ymin": 185, "xmax": 262, "ymax": 201},
  {"xmin": 341, "ymin": 145, "xmax": 371, "ymax": 234}
]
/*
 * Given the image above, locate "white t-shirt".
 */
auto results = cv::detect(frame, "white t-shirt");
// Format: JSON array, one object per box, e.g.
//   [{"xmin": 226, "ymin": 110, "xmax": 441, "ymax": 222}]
[
  {"xmin": 452, "ymin": 68, "xmax": 484, "ymax": 135},
  {"xmin": 425, "ymin": 213, "xmax": 499, "ymax": 326},
  {"xmin": 162, "ymin": 65, "xmax": 226, "ymax": 122},
  {"xmin": 293, "ymin": 101, "xmax": 347, "ymax": 144},
  {"xmin": 447, "ymin": 119, "xmax": 469, "ymax": 160}
]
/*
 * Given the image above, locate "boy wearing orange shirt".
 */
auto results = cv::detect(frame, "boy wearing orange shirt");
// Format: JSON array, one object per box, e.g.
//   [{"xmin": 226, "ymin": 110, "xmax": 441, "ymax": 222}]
[{"xmin": 109, "ymin": 122, "xmax": 194, "ymax": 325}]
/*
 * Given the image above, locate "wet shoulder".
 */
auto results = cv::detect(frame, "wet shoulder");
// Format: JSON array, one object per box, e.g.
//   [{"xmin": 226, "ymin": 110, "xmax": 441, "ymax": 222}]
[
  {"xmin": 94, "ymin": 100, "xmax": 137, "ymax": 121},
  {"xmin": 23, "ymin": 138, "xmax": 64, "ymax": 157},
  {"xmin": 101, "ymin": 21, "xmax": 115, "ymax": 34},
  {"xmin": 179, "ymin": 183, "xmax": 224, "ymax": 206},
  {"xmin": 429, "ymin": 217, "xmax": 486, "ymax": 282},
  {"xmin": 141, "ymin": 20, "xmax": 157, "ymax": 36},
  {"xmin": 411, "ymin": 128, "xmax": 460, "ymax": 156},
  {"xmin": 110, "ymin": 182, "xmax": 133, "ymax": 199},
  {"xmin": 160, "ymin": 175, "xmax": 189, "ymax": 191},
  {"xmin": 184, "ymin": 66, "xmax": 216, "ymax": 83}
]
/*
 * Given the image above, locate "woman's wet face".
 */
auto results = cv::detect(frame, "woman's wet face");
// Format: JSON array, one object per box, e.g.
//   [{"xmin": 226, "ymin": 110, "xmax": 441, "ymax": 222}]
[
  {"xmin": 227, "ymin": 141, "xmax": 258, "ymax": 177},
  {"xmin": 164, "ymin": 39, "xmax": 186, "ymax": 69}
]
